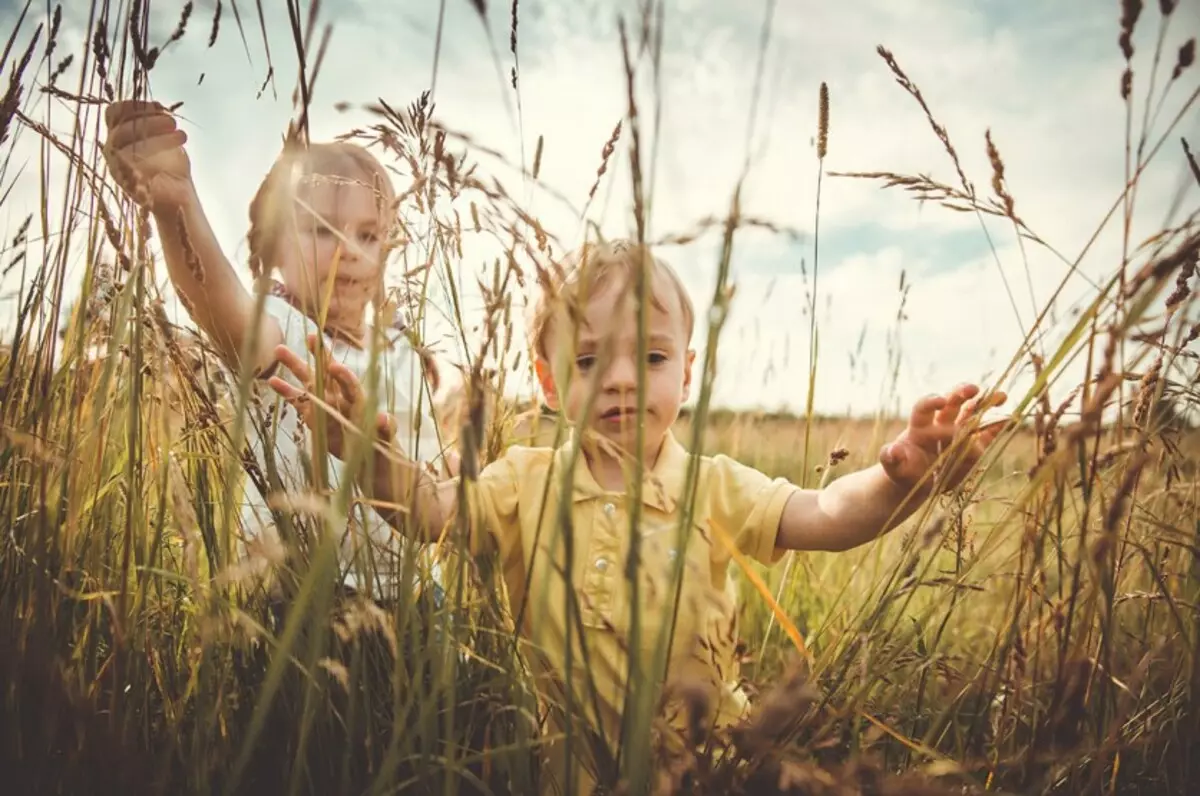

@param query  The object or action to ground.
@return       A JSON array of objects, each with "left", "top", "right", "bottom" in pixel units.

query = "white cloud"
[{"left": 1, "top": 0, "right": 1196, "bottom": 420}]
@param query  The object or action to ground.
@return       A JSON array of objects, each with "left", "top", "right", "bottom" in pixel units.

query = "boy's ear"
[
  {"left": 681, "top": 349, "right": 697, "bottom": 401},
  {"left": 534, "top": 357, "right": 561, "bottom": 411}
]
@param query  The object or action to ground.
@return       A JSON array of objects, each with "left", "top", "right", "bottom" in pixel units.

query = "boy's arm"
[
  {"left": 773, "top": 465, "right": 925, "bottom": 552},
  {"left": 365, "top": 443, "right": 458, "bottom": 543},
  {"left": 773, "top": 385, "right": 1008, "bottom": 553}
]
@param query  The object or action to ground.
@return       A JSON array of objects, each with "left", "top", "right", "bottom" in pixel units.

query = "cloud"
[{"left": 1, "top": 0, "right": 1196, "bottom": 421}]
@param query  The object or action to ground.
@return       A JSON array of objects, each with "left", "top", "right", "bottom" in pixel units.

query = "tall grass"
[{"left": 2, "top": 1, "right": 1199, "bottom": 795}]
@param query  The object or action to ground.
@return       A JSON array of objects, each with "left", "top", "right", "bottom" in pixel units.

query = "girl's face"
[{"left": 274, "top": 173, "right": 388, "bottom": 337}]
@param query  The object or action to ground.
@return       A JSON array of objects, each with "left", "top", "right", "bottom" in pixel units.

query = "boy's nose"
[{"left": 603, "top": 355, "right": 638, "bottom": 391}]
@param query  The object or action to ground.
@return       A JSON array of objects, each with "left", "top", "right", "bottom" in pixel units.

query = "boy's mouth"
[{"left": 599, "top": 407, "right": 639, "bottom": 422}]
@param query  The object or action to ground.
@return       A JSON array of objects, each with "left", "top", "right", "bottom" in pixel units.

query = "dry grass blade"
[{"left": 1183, "top": 137, "right": 1200, "bottom": 186}]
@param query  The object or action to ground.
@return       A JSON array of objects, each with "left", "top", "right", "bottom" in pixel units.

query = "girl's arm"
[
  {"left": 104, "top": 100, "right": 283, "bottom": 374},
  {"left": 155, "top": 184, "right": 283, "bottom": 371}
]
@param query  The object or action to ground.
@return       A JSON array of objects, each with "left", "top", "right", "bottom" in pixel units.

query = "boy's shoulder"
[
  {"left": 656, "top": 434, "right": 769, "bottom": 479},
  {"left": 477, "top": 443, "right": 556, "bottom": 477}
]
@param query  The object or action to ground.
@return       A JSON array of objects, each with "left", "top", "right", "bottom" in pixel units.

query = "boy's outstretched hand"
[
  {"left": 879, "top": 384, "right": 1008, "bottom": 494},
  {"left": 267, "top": 334, "right": 396, "bottom": 461}
]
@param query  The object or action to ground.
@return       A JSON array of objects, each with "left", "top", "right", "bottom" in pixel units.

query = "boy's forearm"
[
  {"left": 365, "top": 444, "right": 444, "bottom": 541},
  {"left": 798, "top": 465, "right": 931, "bottom": 552}
]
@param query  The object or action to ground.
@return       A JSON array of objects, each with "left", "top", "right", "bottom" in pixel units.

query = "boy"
[{"left": 268, "top": 239, "right": 1008, "bottom": 793}]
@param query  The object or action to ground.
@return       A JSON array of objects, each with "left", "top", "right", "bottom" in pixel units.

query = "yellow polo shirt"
[{"left": 460, "top": 432, "right": 799, "bottom": 792}]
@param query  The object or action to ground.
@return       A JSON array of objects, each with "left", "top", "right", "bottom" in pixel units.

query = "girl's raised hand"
[
  {"left": 102, "top": 100, "right": 195, "bottom": 212},
  {"left": 267, "top": 334, "right": 397, "bottom": 461}
]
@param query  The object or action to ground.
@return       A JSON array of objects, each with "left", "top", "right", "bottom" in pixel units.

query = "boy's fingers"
[
  {"left": 879, "top": 441, "right": 908, "bottom": 474},
  {"left": 959, "top": 390, "right": 1008, "bottom": 429},
  {"left": 935, "top": 383, "right": 977, "bottom": 427},
  {"left": 376, "top": 411, "right": 398, "bottom": 438},
  {"left": 974, "top": 418, "right": 1010, "bottom": 447},
  {"left": 909, "top": 394, "right": 948, "bottom": 429}
]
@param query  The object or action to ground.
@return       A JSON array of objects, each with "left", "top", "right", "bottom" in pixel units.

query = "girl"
[{"left": 102, "top": 100, "right": 446, "bottom": 602}]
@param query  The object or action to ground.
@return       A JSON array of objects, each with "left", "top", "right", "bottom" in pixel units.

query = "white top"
[{"left": 238, "top": 294, "right": 445, "bottom": 600}]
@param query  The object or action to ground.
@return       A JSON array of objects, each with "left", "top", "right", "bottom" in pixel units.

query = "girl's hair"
[{"left": 247, "top": 141, "right": 398, "bottom": 301}]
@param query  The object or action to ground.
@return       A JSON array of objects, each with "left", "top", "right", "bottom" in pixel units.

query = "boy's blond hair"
[{"left": 527, "top": 238, "right": 695, "bottom": 362}]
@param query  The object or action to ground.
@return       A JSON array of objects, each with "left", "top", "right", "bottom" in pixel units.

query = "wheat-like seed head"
[{"left": 816, "top": 82, "right": 829, "bottom": 160}]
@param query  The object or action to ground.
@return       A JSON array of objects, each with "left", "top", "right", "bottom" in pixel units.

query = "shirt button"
[
  {"left": 602, "top": 502, "right": 616, "bottom": 517},
  {"left": 668, "top": 549, "right": 679, "bottom": 563},
  {"left": 595, "top": 557, "right": 609, "bottom": 571}
]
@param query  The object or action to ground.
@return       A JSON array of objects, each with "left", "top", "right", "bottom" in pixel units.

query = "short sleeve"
[
  {"left": 706, "top": 455, "right": 800, "bottom": 567},
  {"left": 461, "top": 453, "right": 523, "bottom": 566}
]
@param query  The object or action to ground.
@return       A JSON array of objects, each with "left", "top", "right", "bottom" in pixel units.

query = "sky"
[{"left": 1, "top": 0, "right": 1197, "bottom": 419}]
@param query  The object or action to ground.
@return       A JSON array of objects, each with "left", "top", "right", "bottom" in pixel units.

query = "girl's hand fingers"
[
  {"left": 267, "top": 375, "right": 303, "bottom": 401},
  {"left": 267, "top": 377, "right": 318, "bottom": 427},
  {"left": 105, "top": 99, "right": 165, "bottom": 128},
  {"left": 274, "top": 344, "right": 314, "bottom": 389},
  {"left": 119, "top": 130, "right": 189, "bottom": 167},
  {"left": 106, "top": 112, "right": 180, "bottom": 152},
  {"left": 957, "top": 396, "right": 983, "bottom": 427},
  {"left": 303, "top": 335, "right": 339, "bottom": 381},
  {"left": 302, "top": 333, "right": 368, "bottom": 413},
  {"left": 327, "top": 358, "right": 365, "bottom": 407}
]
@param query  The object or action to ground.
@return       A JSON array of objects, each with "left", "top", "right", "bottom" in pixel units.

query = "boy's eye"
[
  {"left": 359, "top": 230, "right": 379, "bottom": 244},
  {"left": 648, "top": 351, "right": 668, "bottom": 366},
  {"left": 575, "top": 355, "right": 596, "bottom": 372}
]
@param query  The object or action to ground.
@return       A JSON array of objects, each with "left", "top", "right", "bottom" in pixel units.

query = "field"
[{"left": 2, "top": 2, "right": 1200, "bottom": 795}]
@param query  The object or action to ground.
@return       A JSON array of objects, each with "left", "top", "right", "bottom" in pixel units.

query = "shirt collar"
[
  {"left": 267, "top": 280, "right": 404, "bottom": 349},
  {"left": 555, "top": 430, "right": 692, "bottom": 513}
]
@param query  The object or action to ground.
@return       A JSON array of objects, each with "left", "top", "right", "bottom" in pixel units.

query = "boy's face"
[
  {"left": 537, "top": 275, "right": 695, "bottom": 459},
  {"left": 276, "top": 176, "right": 386, "bottom": 334}
]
